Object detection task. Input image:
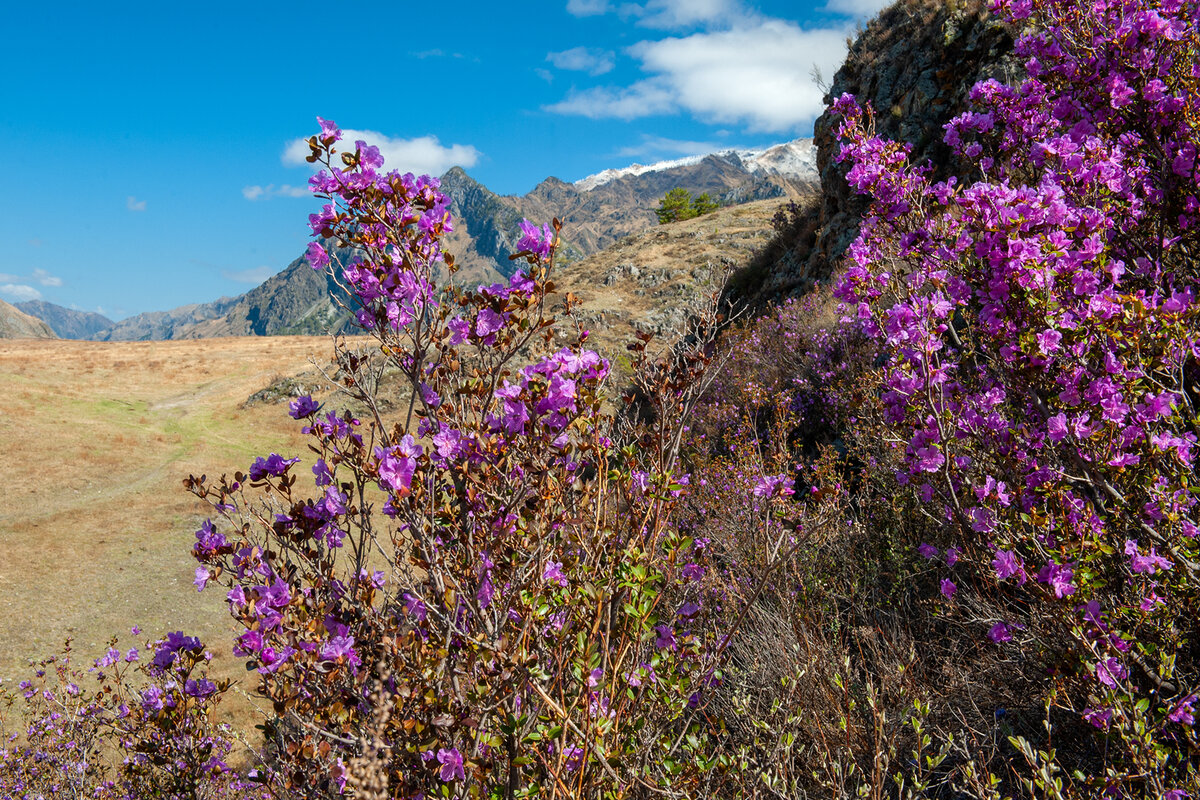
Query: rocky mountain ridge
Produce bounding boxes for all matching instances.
[14,301,113,340]
[68,140,817,341]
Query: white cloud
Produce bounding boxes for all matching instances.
[535,67,555,83]
[126,196,147,211]
[630,0,746,29]
[823,0,891,17]
[0,269,63,296]
[545,79,676,120]
[0,284,41,302]
[223,265,277,284]
[615,134,723,158]
[547,46,616,76]
[282,130,481,178]
[548,20,849,132]
[31,269,62,287]
[566,0,610,15]
[242,184,308,201]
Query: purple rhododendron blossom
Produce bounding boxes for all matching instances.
[940,578,957,598]
[543,560,568,588]
[437,747,465,782]
[918,542,938,559]
[377,435,423,493]
[752,473,794,497]
[1169,694,1197,725]
[988,622,1013,643]
[517,219,555,260]
[403,592,428,622]
[1096,657,1128,688]
[476,308,505,338]
[289,394,321,419]
[194,566,211,593]
[992,550,1026,583]
[681,563,705,582]
[306,242,330,270]
[249,453,300,481]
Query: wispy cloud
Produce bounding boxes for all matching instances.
[547,20,848,132]
[566,0,610,16]
[126,196,147,212]
[282,129,481,178]
[614,134,724,159]
[627,0,748,29]
[31,268,62,287]
[535,67,555,83]
[547,46,616,76]
[0,284,41,302]
[242,184,309,201]
[223,265,277,284]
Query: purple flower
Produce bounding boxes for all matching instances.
[1169,694,1196,725]
[437,747,465,782]
[516,219,555,261]
[681,563,705,582]
[316,116,341,141]
[543,560,568,588]
[940,578,957,598]
[288,394,321,419]
[1036,560,1076,598]
[319,634,360,667]
[476,308,505,338]
[1125,539,1172,574]
[918,542,938,560]
[194,519,227,557]
[992,549,1025,583]
[403,592,427,622]
[377,435,423,493]
[306,242,330,270]
[249,453,300,481]
[1082,707,1112,729]
[988,622,1013,643]
[184,678,218,698]
[752,473,794,497]
[194,566,211,593]
[654,624,677,650]
[1095,657,1127,688]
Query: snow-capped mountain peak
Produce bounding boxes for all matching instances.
[575,138,817,192]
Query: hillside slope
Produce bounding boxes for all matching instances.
[0,299,57,339]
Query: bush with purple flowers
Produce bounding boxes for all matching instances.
[178,117,759,799]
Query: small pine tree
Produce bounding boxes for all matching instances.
[690,192,719,216]
[656,187,695,224]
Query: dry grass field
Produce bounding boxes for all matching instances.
[0,335,352,729]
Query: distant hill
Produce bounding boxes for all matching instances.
[90,138,817,341]
[0,299,56,339]
[92,296,239,341]
[15,300,113,339]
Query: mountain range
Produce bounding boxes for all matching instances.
[3,139,817,341]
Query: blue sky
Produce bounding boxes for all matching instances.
[1,0,886,320]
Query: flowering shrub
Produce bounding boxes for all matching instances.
[180,119,759,799]
[831,0,1200,794]
[0,632,255,799]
